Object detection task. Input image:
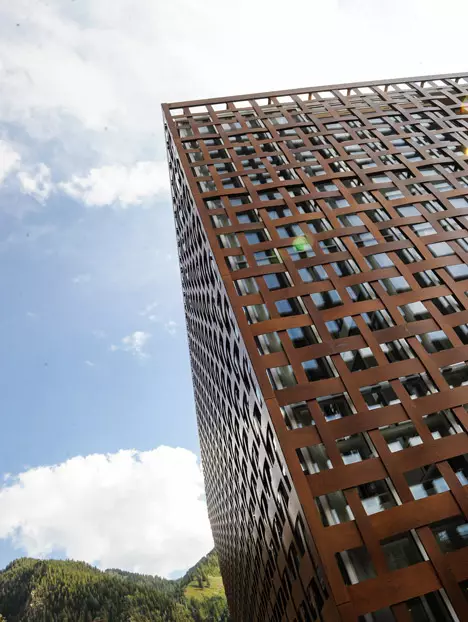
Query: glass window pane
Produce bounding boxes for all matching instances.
[316,491,354,526]
[405,465,449,500]
[381,532,423,571]
[336,546,376,585]
[317,393,355,421]
[337,433,374,465]
[431,516,468,553]
[281,402,314,430]
[297,444,332,474]
[357,479,398,515]
[380,420,422,452]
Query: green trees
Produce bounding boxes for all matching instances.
[0,555,229,622]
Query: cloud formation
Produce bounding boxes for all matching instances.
[60,162,170,207]
[0,447,213,577]
[0,140,20,184]
[111,330,151,358]
[18,163,53,203]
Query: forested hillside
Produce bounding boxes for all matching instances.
[0,550,229,621]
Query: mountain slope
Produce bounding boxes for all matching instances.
[0,552,229,622]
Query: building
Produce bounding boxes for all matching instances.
[163,74,468,622]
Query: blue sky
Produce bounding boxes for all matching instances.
[0,0,467,578]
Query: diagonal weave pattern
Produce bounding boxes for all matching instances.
[164,74,468,622]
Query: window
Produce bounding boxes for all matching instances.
[428,242,455,257]
[287,326,320,348]
[226,254,248,271]
[237,210,260,224]
[316,491,354,526]
[266,206,292,220]
[361,381,400,410]
[401,373,437,399]
[255,332,283,355]
[307,218,332,234]
[263,272,291,290]
[423,410,462,439]
[234,277,259,296]
[228,194,251,206]
[366,253,394,269]
[351,232,378,248]
[398,301,431,322]
[404,591,453,621]
[448,454,468,486]
[337,433,374,464]
[285,240,315,261]
[441,362,468,388]
[336,546,376,585]
[454,323,468,345]
[381,532,423,571]
[243,304,270,324]
[380,420,422,452]
[366,208,391,223]
[302,357,337,382]
[331,259,360,276]
[431,516,468,553]
[445,263,468,282]
[245,229,270,245]
[217,233,240,249]
[362,310,394,331]
[281,402,314,429]
[210,214,231,228]
[276,298,304,317]
[254,249,281,266]
[267,365,297,390]
[338,214,363,227]
[379,276,411,295]
[317,393,355,421]
[341,348,378,372]
[405,464,449,500]
[414,269,442,288]
[357,479,398,515]
[432,295,463,315]
[381,339,414,362]
[410,222,437,237]
[298,265,328,282]
[396,205,420,217]
[319,237,347,254]
[347,282,376,302]
[359,608,395,622]
[416,330,453,353]
[395,246,424,264]
[311,289,343,310]
[297,444,332,474]
[326,317,360,339]
[277,223,303,239]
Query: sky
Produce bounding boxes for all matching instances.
[0,0,467,578]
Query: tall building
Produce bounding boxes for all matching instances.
[163,74,468,622]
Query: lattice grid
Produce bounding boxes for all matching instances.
[164,74,468,622]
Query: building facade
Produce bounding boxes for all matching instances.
[163,74,468,622]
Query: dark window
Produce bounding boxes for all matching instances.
[431,516,468,553]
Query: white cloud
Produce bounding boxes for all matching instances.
[85,360,95,367]
[140,301,160,323]
[1,0,467,173]
[0,140,20,184]
[164,321,178,336]
[72,273,91,284]
[0,447,213,576]
[18,163,53,203]
[60,161,170,208]
[111,330,151,358]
